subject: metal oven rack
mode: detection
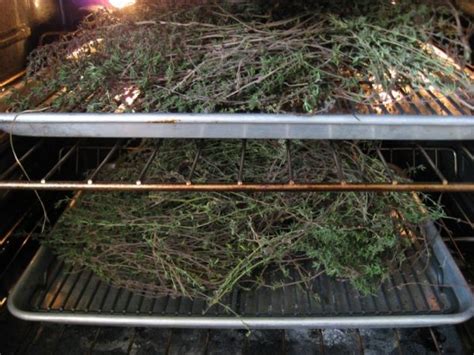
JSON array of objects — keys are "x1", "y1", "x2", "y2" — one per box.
[
  {"x1": 1, "y1": 139, "x2": 474, "y2": 192},
  {"x1": 3, "y1": 140, "x2": 474, "y2": 327}
]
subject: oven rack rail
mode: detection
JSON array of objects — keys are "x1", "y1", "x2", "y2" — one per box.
[
  {"x1": 1, "y1": 139, "x2": 474, "y2": 192},
  {"x1": 7, "y1": 222, "x2": 474, "y2": 328}
]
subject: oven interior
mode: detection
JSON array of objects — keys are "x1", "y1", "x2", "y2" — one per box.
[
  {"x1": 0, "y1": 136, "x2": 473, "y2": 352},
  {"x1": 1, "y1": 0, "x2": 474, "y2": 353}
]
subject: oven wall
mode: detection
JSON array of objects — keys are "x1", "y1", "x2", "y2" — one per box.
[{"x1": 0, "y1": 0, "x2": 62, "y2": 82}]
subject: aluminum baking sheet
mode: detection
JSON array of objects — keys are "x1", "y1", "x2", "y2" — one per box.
[
  {"x1": 1, "y1": 113, "x2": 474, "y2": 140},
  {"x1": 8, "y1": 222, "x2": 474, "y2": 329}
]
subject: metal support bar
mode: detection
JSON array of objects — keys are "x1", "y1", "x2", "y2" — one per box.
[
  {"x1": 0, "y1": 70, "x2": 26, "y2": 89},
  {"x1": 1, "y1": 182, "x2": 474, "y2": 192},
  {"x1": 0, "y1": 221, "x2": 39, "y2": 280},
  {"x1": 448, "y1": 194, "x2": 474, "y2": 228},
  {"x1": 136, "y1": 140, "x2": 162, "y2": 185},
  {"x1": 87, "y1": 141, "x2": 121, "y2": 184},
  {"x1": 58, "y1": 0, "x2": 67, "y2": 26},
  {"x1": 0, "y1": 26, "x2": 31, "y2": 49},
  {"x1": 0, "y1": 208, "x2": 31, "y2": 246},
  {"x1": 0, "y1": 140, "x2": 43, "y2": 180},
  {"x1": 417, "y1": 145, "x2": 448, "y2": 185},
  {"x1": 429, "y1": 328, "x2": 443, "y2": 354},
  {"x1": 461, "y1": 145, "x2": 474, "y2": 162},
  {"x1": 237, "y1": 140, "x2": 246, "y2": 185},
  {"x1": 286, "y1": 140, "x2": 294, "y2": 184},
  {"x1": 41, "y1": 142, "x2": 80, "y2": 183}
]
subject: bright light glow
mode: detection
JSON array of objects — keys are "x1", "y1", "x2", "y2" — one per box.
[
  {"x1": 109, "y1": 0, "x2": 136, "y2": 9},
  {"x1": 368, "y1": 68, "x2": 400, "y2": 106},
  {"x1": 421, "y1": 43, "x2": 460, "y2": 69},
  {"x1": 114, "y1": 86, "x2": 141, "y2": 112},
  {"x1": 421, "y1": 43, "x2": 474, "y2": 82}
]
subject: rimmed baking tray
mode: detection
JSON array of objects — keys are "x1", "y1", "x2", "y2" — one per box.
[
  {"x1": 8, "y1": 222, "x2": 474, "y2": 329},
  {"x1": 0, "y1": 113, "x2": 474, "y2": 140}
]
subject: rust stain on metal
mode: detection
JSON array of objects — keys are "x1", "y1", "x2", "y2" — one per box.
[
  {"x1": 150, "y1": 119, "x2": 178, "y2": 124},
  {"x1": 427, "y1": 295, "x2": 441, "y2": 311}
]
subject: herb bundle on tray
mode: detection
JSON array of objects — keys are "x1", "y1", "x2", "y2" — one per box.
[
  {"x1": 7, "y1": 0, "x2": 472, "y2": 113},
  {"x1": 44, "y1": 140, "x2": 444, "y2": 305}
]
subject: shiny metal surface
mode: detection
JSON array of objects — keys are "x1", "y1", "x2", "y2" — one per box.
[
  {"x1": 3, "y1": 181, "x2": 474, "y2": 192},
  {"x1": 0, "y1": 113, "x2": 473, "y2": 140},
  {"x1": 7, "y1": 222, "x2": 474, "y2": 328}
]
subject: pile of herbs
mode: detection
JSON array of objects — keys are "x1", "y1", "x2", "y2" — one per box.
[
  {"x1": 44, "y1": 140, "x2": 444, "y2": 304},
  {"x1": 7, "y1": 0, "x2": 472, "y2": 113}
]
